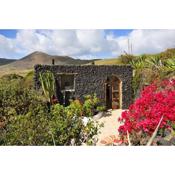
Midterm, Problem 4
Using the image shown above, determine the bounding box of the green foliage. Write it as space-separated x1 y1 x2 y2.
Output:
3 104 51 145
163 58 175 77
1 73 23 81
159 48 175 59
66 100 83 117
119 53 136 64
0 76 101 145
124 50 175 98
1 101 101 146
82 94 106 117
22 71 34 89
96 106 106 112
0 76 46 145
0 77 43 119
50 103 99 145
39 71 56 103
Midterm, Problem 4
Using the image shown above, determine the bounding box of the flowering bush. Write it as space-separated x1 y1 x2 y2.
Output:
118 79 175 141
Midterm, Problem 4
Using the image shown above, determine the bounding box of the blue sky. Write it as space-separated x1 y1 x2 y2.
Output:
105 29 132 36
0 29 175 59
0 29 17 38
0 29 133 39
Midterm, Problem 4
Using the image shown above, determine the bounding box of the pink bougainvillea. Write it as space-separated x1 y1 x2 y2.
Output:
118 79 175 136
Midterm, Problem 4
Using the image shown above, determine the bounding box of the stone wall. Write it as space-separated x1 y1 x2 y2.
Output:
34 65 133 109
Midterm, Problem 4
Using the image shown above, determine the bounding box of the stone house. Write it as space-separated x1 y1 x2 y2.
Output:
34 65 133 109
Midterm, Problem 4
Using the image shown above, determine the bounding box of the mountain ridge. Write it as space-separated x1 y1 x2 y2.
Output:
0 58 17 66
0 51 98 76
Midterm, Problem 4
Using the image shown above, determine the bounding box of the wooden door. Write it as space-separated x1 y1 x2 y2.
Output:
111 77 121 109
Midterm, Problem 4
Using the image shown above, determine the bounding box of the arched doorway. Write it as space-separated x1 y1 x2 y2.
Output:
105 75 122 109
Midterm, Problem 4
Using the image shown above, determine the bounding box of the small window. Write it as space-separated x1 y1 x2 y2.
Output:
60 74 75 91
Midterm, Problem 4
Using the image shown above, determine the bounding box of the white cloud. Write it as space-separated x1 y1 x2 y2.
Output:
0 35 17 58
116 29 175 55
16 30 51 54
0 29 120 59
1 29 175 59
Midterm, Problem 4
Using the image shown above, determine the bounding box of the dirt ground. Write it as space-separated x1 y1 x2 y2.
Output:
96 109 123 145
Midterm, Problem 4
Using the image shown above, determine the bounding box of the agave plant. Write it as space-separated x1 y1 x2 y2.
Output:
129 58 145 70
164 58 175 71
145 56 164 70
39 71 56 104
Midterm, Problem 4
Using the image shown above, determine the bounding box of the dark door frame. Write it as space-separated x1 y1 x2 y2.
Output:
105 75 122 109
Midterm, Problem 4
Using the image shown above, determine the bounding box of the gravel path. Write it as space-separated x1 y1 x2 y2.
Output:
96 109 123 145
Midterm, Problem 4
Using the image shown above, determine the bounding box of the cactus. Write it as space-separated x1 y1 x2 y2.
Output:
39 71 56 104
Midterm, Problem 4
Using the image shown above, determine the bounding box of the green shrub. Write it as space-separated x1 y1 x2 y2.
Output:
0 76 101 145
119 53 136 64
22 71 34 89
82 94 105 117
0 73 104 146
1 73 23 81
0 78 44 118
50 97 103 145
2 101 101 146
3 104 51 145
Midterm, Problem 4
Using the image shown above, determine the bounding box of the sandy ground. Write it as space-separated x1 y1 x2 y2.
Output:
96 109 123 145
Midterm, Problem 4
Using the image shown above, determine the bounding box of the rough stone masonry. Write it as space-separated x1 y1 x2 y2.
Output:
34 64 133 109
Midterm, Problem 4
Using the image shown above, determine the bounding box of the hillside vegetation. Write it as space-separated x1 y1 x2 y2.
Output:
92 58 123 65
